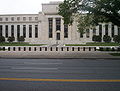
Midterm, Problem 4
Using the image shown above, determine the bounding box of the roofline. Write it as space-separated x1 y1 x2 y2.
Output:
0 14 38 16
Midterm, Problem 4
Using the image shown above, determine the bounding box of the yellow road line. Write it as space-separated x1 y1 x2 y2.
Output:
0 78 120 82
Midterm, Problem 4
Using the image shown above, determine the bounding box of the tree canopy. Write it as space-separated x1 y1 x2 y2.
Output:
58 0 120 32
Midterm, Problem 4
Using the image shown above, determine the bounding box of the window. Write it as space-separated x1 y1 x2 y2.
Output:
93 28 96 35
56 18 61 31
105 24 108 35
17 25 20 38
23 25 26 38
56 33 60 40
80 33 83 38
11 17 14 21
35 17 38 20
64 24 68 38
86 29 90 38
99 25 102 36
35 25 38 38
17 17 20 21
5 18 8 21
29 17 32 21
5 25 8 38
118 27 120 35
112 25 114 37
48 18 53 38
0 25 2 37
29 25 32 38
0 18 2 21
23 17 26 21
11 25 14 37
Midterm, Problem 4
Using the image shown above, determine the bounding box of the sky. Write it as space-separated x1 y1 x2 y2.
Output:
0 0 63 14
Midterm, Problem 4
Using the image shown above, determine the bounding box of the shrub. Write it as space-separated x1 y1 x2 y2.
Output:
113 35 120 43
103 35 111 43
92 35 102 42
0 36 5 43
17 36 25 42
7 36 15 43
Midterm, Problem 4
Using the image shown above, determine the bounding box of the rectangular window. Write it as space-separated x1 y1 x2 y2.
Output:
5 25 8 38
17 25 20 38
29 17 32 21
29 25 32 38
48 18 53 38
99 25 102 36
56 18 61 31
57 33 60 40
64 24 68 38
86 29 90 38
35 25 38 38
17 17 20 21
11 25 14 37
105 24 108 35
11 17 14 21
0 25 2 37
93 28 96 35
23 17 26 21
23 25 26 38
5 18 8 21
35 17 38 20
118 27 120 35
0 18 2 21
112 25 114 37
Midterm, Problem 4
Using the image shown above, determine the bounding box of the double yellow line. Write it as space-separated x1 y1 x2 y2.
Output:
0 78 120 82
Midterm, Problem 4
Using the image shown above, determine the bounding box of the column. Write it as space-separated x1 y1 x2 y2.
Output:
20 24 23 36
53 18 56 41
14 24 17 42
2 25 5 37
108 23 112 37
96 25 99 35
114 25 118 35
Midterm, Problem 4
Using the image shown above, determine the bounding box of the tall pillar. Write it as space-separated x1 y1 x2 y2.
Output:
96 26 99 35
14 24 17 42
53 18 56 42
108 23 112 37
114 25 118 35
32 24 35 38
20 24 23 36
2 25 5 37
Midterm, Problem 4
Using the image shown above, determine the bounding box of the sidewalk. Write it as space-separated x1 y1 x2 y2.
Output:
0 51 120 59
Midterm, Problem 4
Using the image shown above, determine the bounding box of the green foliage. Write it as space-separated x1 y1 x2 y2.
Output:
17 36 25 42
103 35 111 43
58 0 120 33
92 35 102 42
7 36 15 43
0 36 5 43
113 35 120 43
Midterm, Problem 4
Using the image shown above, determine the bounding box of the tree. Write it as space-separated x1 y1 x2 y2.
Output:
58 0 120 33
17 36 25 42
7 36 15 43
0 36 5 43
92 35 102 42
113 35 120 43
103 35 111 43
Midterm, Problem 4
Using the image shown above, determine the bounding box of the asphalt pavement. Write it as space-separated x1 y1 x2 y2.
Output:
0 58 120 91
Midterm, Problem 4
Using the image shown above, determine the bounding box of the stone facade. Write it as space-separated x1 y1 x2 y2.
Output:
0 1 120 45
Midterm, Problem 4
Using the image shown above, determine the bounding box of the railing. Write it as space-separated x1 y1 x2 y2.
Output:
0 46 97 52
0 46 120 52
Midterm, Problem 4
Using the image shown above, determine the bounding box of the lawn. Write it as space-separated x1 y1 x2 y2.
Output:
0 42 46 46
109 53 120 56
65 42 120 46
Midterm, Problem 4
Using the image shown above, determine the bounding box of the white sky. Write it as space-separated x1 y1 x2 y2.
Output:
0 0 63 14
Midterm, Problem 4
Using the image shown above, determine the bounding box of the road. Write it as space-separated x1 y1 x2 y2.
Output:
0 58 120 91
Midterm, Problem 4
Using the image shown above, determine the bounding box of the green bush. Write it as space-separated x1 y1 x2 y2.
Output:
0 36 5 43
103 35 111 43
113 35 120 43
17 36 25 42
92 35 102 42
7 36 15 43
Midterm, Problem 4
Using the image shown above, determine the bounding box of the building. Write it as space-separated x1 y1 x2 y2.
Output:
0 1 120 45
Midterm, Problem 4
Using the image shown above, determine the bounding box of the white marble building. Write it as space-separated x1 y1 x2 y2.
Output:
0 1 120 44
